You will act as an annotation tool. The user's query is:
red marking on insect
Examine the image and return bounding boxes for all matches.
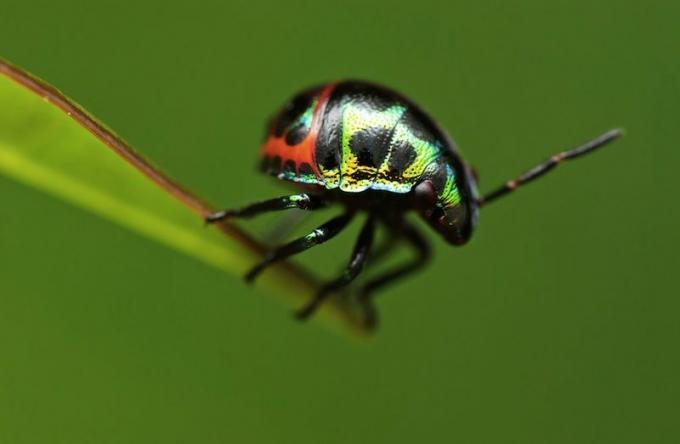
[261,84,336,179]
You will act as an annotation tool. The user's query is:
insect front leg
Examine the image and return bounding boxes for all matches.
[205,193,326,223]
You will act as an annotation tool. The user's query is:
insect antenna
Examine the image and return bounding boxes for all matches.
[477,128,624,207]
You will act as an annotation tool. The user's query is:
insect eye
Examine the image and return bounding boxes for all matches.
[413,180,437,210]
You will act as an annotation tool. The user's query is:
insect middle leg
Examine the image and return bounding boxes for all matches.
[358,220,431,330]
[295,215,376,320]
[245,212,355,283]
[205,193,326,223]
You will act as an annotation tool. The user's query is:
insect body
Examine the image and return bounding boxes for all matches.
[207,81,622,328]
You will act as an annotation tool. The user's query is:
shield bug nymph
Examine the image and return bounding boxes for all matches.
[207,81,622,328]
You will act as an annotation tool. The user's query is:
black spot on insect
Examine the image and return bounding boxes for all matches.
[269,156,282,174]
[285,121,310,146]
[349,128,390,169]
[387,140,417,178]
[274,86,322,137]
[299,163,314,176]
[282,160,297,176]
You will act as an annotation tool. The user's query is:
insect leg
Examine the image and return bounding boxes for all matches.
[295,215,376,321]
[357,220,431,330]
[245,212,355,283]
[205,193,326,223]
[478,128,623,206]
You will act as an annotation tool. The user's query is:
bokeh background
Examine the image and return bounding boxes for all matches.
[1,1,679,442]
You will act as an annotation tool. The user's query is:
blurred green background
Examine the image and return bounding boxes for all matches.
[1,0,678,442]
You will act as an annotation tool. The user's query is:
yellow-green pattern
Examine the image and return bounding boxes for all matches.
[339,104,406,192]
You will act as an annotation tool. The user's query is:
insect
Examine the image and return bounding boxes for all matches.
[206,81,622,327]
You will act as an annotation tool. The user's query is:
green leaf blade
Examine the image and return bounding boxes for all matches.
[0,60,367,337]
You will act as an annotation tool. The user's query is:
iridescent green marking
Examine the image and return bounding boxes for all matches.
[296,173,322,185]
[279,97,319,146]
[293,98,316,134]
[339,104,406,192]
[304,229,322,242]
[439,164,462,208]
[373,121,442,193]
[320,165,340,188]
[395,124,439,178]
[278,169,322,185]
